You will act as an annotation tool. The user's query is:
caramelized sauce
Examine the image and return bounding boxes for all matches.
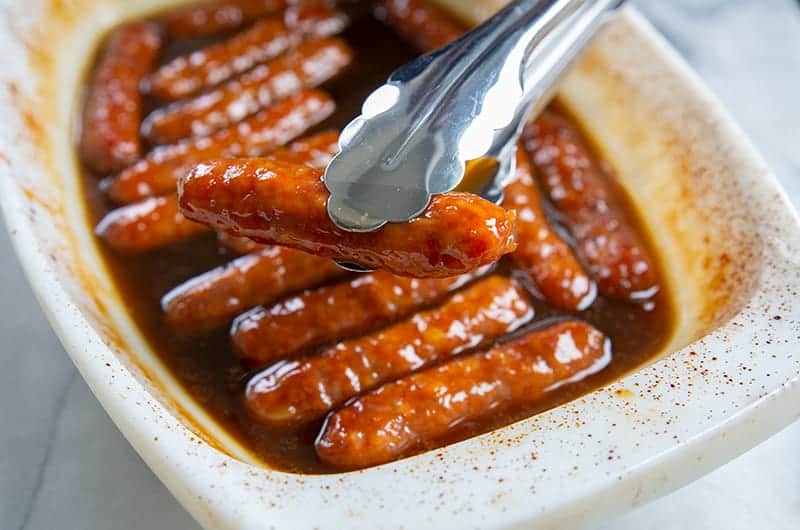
[80,6,674,473]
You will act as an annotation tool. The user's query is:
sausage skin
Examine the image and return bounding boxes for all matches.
[162,245,346,332]
[245,276,534,427]
[217,232,267,254]
[178,158,518,278]
[141,38,353,144]
[80,22,162,173]
[232,267,488,364]
[163,0,291,38]
[504,148,596,310]
[105,89,334,204]
[95,195,208,253]
[146,3,348,100]
[97,129,340,252]
[316,320,610,469]
[522,111,659,302]
[374,0,464,52]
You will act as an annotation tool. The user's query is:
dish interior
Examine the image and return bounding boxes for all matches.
[78,1,675,473]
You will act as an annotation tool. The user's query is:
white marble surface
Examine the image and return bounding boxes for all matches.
[1,1,799,529]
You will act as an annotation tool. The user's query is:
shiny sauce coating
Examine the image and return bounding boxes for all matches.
[80,4,674,473]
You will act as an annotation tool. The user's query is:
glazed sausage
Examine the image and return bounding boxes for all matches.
[141,38,353,144]
[97,129,341,252]
[178,158,518,277]
[95,195,208,253]
[163,0,290,38]
[374,0,464,53]
[105,89,334,204]
[232,267,489,364]
[162,246,345,332]
[217,232,267,254]
[316,320,610,469]
[522,111,659,302]
[146,3,348,100]
[505,147,596,310]
[80,22,162,173]
[245,276,534,427]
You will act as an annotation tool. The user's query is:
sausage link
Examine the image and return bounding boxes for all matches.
[80,22,163,173]
[105,89,334,204]
[142,38,353,144]
[245,276,533,427]
[317,320,610,469]
[95,195,209,253]
[178,158,518,277]
[233,267,488,364]
[505,147,596,310]
[98,130,341,252]
[146,3,348,100]
[162,0,291,38]
[374,0,464,53]
[162,246,346,332]
[522,111,659,302]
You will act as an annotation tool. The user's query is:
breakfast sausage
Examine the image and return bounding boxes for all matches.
[163,0,290,38]
[145,3,348,100]
[80,22,162,173]
[316,320,610,469]
[245,276,534,427]
[141,38,353,144]
[95,195,209,253]
[105,89,334,204]
[98,129,341,252]
[505,148,596,310]
[178,158,518,277]
[232,267,488,364]
[522,111,659,302]
[162,245,346,332]
[374,0,464,53]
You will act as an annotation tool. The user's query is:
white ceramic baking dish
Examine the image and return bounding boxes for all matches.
[1,1,799,529]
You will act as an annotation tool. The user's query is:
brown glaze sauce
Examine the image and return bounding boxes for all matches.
[79,3,674,473]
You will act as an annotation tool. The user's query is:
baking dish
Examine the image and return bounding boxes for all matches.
[1,0,799,528]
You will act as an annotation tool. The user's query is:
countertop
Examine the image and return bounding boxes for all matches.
[1,1,799,529]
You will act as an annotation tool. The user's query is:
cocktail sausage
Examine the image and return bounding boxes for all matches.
[80,22,162,173]
[245,276,534,427]
[105,89,334,203]
[146,3,347,100]
[178,158,518,277]
[317,321,610,469]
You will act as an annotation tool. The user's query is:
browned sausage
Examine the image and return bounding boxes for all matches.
[316,320,610,469]
[245,276,534,427]
[97,129,341,252]
[505,147,596,310]
[374,0,464,53]
[141,38,353,144]
[162,246,346,332]
[522,111,659,302]
[232,267,489,364]
[80,22,162,173]
[105,89,334,204]
[145,3,348,100]
[95,196,209,253]
[179,158,518,277]
[162,0,290,38]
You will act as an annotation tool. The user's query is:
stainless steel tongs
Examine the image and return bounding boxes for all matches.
[323,0,626,259]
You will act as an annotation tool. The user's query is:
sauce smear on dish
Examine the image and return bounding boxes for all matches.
[78,0,674,473]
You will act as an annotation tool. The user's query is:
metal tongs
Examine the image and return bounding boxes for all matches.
[324,0,626,269]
